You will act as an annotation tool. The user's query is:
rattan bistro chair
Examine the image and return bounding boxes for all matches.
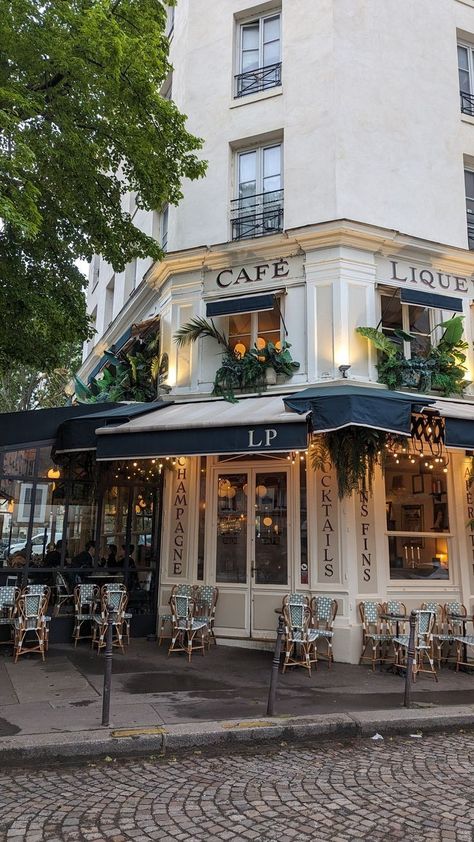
[91,587,128,654]
[0,585,19,645]
[72,583,99,646]
[103,583,132,644]
[193,585,219,647]
[310,596,338,668]
[282,593,319,675]
[168,593,208,661]
[359,601,393,670]
[159,584,194,645]
[393,609,438,681]
[421,601,443,668]
[13,591,50,662]
[54,571,74,616]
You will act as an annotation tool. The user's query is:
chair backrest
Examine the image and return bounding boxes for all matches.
[74,583,98,611]
[415,609,435,638]
[170,593,194,624]
[194,585,218,614]
[55,571,71,594]
[170,584,193,599]
[102,586,127,613]
[17,592,48,625]
[0,585,19,613]
[311,596,337,628]
[445,601,466,617]
[282,593,310,633]
[359,601,382,632]
[24,584,50,597]
[385,600,406,616]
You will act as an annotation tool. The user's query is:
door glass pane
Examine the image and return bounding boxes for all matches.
[255,472,287,584]
[216,474,247,583]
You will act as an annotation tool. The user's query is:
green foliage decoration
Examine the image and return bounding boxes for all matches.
[0,0,206,371]
[174,317,300,402]
[356,315,468,396]
[311,428,402,499]
[74,333,160,403]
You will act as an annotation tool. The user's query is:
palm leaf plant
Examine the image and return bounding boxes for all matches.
[74,331,161,403]
[174,317,300,402]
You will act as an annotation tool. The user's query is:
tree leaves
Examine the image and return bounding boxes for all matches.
[0,0,206,371]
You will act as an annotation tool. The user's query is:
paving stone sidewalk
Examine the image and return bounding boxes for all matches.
[1,639,474,739]
[0,730,473,841]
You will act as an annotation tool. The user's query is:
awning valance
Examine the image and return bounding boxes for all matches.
[421,399,474,449]
[206,293,276,318]
[0,402,120,451]
[96,395,309,460]
[284,385,434,436]
[400,289,463,313]
[54,401,172,454]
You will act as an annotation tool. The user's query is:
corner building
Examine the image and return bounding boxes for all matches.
[78,0,474,662]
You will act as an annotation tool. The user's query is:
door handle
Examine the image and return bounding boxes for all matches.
[251,564,256,577]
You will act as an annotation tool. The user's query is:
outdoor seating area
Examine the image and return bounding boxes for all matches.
[281,592,338,675]
[0,581,133,660]
[359,599,474,678]
[159,584,219,662]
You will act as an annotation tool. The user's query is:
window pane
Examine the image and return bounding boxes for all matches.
[381,295,402,333]
[385,457,450,580]
[241,23,259,71]
[216,474,247,583]
[465,169,474,200]
[3,449,36,478]
[255,472,287,585]
[459,45,469,71]
[263,15,280,44]
[242,49,259,72]
[408,305,430,335]
[229,313,251,353]
[460,68,471,95]
[263,146,281,178]
[239,151,256,185]
[258,305,280,334]
[263,40,280,66]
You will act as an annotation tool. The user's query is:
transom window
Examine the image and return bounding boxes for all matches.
[380,293,433,358]
[228,301,281,356]
[458,43,474,116]
[236,13,281,98]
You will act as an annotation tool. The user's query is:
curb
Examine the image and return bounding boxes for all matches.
[0,706,474,766]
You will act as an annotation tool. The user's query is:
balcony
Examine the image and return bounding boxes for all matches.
[230,190,284,241]
[234,62,282,98]
[461,90,474,116]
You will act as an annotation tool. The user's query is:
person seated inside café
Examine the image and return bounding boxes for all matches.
[44,539,66,567]
[106,543,118,568]
[9,548,27,568]
[72,540,95,568]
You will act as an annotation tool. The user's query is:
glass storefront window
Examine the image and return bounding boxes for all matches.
[197,457,206,580]
[385,455,450,580]
[216,474,248,583]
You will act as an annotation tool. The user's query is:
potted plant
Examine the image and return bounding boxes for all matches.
[174,317,300,402]
[356,315,468,396]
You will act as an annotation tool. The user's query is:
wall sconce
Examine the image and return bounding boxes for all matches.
[338,364,351,379]
[47,467,61,480]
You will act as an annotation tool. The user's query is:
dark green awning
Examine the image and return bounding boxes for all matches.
[54,401,173,454]
[284,385,435,435]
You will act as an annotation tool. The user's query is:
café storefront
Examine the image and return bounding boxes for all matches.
[1,384,474,661]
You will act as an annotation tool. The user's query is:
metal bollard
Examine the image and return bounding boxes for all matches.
[267,615,285,717]
[403,609,417,709]
[101,604,114,727]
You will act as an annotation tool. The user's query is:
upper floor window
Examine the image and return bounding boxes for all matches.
[161,205,169,252]
[381,293,433,358]
[231,144,283,240]
[228,300,281,356]
[166,3,175,38]
[458,43,474,116]
[465,168,474,249]
[235,13,281,98]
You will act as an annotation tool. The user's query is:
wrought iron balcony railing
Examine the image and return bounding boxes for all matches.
[234,62,282,98]
[461,90,474,116]
[231,189,284,241]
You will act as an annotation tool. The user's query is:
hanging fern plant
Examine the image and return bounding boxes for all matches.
[311,427,402,499]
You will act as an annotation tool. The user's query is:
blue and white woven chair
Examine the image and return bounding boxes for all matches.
[282,593,319,675]
[310,595,338,668]
[421,601,443,667]
[393,609,438,681]
[440,602,467,665]
[101,583,132,644]
[0,585,19,646]
[91,586,128,654]
[168,593,208,661]
[159,584,194,645]
[54,571,74,616]
[72,583,99,646]
[193,585,219,647]
[359,601,392,670]
[13,591,50,661]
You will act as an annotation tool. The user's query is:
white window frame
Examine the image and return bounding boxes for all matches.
[227,298,283,351]
[161,205,169,252]
[238,12,281,75]
[379,290,444,360]
[458,42,474,106]
[235,143,283,200]
[465,167,474,248]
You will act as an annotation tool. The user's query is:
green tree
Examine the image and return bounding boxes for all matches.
[0,343,82,412]
[0,0,206,372]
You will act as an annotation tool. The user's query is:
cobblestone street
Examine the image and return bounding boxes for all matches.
[0,731,474,841]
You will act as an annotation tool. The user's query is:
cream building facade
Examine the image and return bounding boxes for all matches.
[79,0,474,662]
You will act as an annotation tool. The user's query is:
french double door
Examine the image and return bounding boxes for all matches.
[213,466,290,637]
